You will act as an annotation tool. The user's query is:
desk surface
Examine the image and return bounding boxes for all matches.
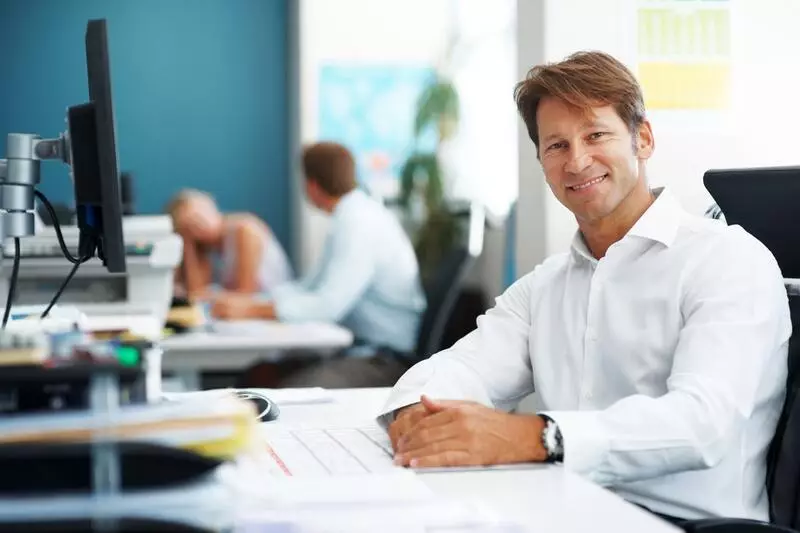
[273,388,679,533]
[160,321,353,371]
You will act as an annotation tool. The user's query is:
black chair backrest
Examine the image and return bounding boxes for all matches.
[766,289,800,528]
[413,246,474,362]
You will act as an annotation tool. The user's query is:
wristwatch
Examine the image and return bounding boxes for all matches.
[540,414,564,463]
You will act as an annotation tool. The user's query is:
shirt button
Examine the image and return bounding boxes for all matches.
[584,390,593,400]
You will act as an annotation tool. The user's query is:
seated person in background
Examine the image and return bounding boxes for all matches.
[212,142,426,388]
[167,189,293,300]
[384,51,791,524]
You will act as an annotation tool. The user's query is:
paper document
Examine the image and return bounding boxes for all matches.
[247,387,333,406]
[229,468,432,507]
[235,495,528,532]
[257,425,394,477]
[210,319,280,336]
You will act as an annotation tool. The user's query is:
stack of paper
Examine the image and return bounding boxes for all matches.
[230,470,526,532]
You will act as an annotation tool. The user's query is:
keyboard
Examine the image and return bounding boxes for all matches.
[259,425,396,476]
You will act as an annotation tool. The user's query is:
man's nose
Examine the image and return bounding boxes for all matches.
[564,145,592,175]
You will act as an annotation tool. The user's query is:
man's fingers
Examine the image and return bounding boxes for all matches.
[394,439,449,466]
[389,420,410,451]
[402,449,472,469]
[397,424,459,455]
[401,409,456,444]
[389,406,426,451]
[421,395,446,414]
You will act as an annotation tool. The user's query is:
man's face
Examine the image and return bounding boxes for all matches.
[175,197,223,244]
[536,97,654,225]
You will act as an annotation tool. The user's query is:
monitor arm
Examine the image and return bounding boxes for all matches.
[0,132,71,240]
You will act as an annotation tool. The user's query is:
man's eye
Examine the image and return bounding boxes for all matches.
[588,132,607,140]
[547,142,566,151]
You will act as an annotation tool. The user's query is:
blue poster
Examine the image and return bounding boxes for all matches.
[318,65,437,199]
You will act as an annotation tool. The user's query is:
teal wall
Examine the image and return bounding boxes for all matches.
[0,0,292,255]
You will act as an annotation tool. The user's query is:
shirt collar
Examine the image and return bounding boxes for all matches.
[333,188,364,216]
[570,187,682,262]
[626,187,682,248]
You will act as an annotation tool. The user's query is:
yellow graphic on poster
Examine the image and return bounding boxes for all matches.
[638,0,731,110]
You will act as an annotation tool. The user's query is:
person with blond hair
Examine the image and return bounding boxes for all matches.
[167,189,292,300]
[384,51,790,524]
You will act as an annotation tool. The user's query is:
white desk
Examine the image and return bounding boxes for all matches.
[160,321,353,389]
[272,388,680,533]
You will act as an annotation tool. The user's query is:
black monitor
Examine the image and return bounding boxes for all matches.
[67,19,126,273]
[704,166,800,279]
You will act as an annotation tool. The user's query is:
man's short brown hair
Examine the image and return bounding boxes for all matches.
[302,142,357,197]
[514,51,646,151]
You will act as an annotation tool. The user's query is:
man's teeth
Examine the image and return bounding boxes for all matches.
[571,175,606,190]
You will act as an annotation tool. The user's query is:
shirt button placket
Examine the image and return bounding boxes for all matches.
[582,266,601,407]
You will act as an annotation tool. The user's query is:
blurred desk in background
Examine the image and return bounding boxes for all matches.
[161,321,354,390]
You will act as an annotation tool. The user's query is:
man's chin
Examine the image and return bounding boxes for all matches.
[573,205,615,225]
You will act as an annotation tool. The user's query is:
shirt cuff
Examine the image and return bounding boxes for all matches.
[539,410,609,481]
[270,284,304,322]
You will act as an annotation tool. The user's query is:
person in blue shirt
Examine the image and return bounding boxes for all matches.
[212,142,426,387]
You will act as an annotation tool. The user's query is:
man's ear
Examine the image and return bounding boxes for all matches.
[636,119,655,160]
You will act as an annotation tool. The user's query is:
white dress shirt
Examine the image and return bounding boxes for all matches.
[272,189,426,353]
[381,188,791,520]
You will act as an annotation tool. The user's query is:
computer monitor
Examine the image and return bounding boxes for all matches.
[67,18,126,273]
[704,166,800,279]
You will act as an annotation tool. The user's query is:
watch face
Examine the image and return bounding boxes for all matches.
[544,420,564,461]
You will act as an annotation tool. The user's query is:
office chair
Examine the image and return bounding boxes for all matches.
[413,246,474,362]
[681,288,800,533]
[411,203,484,362]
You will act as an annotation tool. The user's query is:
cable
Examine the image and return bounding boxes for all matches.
[40,257,86,319]
[33,189,98,320]
[33,190,82,264]
[2,238,21,329]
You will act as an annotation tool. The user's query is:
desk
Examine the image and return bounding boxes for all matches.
[272,388,680,532]
[161,321,353,390]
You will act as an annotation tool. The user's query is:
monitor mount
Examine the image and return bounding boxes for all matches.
[0,131,71,240]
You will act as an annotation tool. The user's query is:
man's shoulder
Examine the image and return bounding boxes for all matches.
[678,213,782,277]
[334,192,388,224]
[680,213,771,253]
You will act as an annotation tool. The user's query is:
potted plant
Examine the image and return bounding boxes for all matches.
[399,76,464,279]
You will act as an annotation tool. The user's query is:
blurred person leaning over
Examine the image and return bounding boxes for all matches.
[168,189,293,300]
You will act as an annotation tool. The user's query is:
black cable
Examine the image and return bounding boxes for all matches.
[40,257,86,319]
[33,190,81,264]
[2,238,21,329]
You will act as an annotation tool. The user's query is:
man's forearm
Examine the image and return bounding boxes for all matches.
[253,301,277,320]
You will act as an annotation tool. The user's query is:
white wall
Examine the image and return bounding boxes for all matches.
[298,0,518,300]
[515,0,549,277]
[516,0,800,264]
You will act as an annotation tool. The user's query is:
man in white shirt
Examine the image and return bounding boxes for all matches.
[213,142,426,387]
[384,51,791,523]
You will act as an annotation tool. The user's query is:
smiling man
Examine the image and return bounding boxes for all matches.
[382,51,791,524]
